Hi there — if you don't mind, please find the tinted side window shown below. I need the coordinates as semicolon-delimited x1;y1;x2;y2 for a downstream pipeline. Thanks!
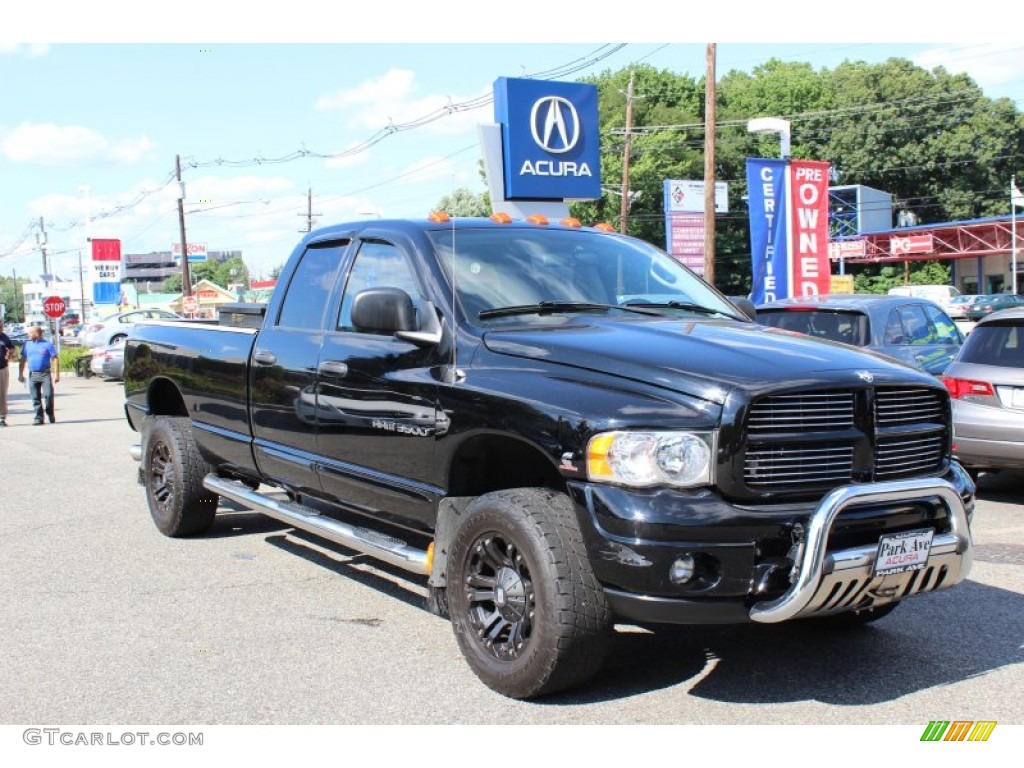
887;305;932;345
276;243;346;329
337;240;421;332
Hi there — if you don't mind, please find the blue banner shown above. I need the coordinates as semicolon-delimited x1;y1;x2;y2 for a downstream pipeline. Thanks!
92;281;121;305
747;158;789;304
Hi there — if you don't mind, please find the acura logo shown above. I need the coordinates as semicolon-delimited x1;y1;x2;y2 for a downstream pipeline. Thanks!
530;96;580;154
857;371;874;383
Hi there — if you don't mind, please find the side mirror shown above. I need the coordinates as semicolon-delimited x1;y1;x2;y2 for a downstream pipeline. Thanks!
351;288;416;334
731;297;757;321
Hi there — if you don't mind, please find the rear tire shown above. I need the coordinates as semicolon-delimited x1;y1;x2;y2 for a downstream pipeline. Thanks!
447;488;611;699
142;416;218;537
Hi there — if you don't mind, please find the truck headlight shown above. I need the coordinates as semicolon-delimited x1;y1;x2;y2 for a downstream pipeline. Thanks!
586;431;715;488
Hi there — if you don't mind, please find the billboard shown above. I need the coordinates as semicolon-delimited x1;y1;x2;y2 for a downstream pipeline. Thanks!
91;238;122;305
747;159;831;304
493;77;601;201
664;180;728;214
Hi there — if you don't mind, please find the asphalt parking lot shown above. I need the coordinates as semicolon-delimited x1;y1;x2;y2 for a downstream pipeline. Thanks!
1;375;1021;728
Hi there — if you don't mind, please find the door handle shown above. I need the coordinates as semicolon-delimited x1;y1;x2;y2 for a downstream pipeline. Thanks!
253;349;277;366
318;360;349;377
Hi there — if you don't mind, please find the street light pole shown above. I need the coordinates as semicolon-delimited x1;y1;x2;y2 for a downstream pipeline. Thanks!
747;117;791;160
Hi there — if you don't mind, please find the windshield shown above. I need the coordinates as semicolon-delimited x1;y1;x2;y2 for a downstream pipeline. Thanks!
428;227;740;324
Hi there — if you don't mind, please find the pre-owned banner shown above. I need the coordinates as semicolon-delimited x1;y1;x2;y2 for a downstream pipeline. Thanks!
747;158;788;304
747;158;831;303
788;159;831;297
91;238;122;305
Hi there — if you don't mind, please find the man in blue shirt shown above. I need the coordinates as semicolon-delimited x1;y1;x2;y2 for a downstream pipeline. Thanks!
17;326;60;425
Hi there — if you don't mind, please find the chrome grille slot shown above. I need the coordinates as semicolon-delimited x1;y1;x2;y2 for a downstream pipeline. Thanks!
747;391;854;434
876;388;944;425
744;444;854;488
876;435;944;479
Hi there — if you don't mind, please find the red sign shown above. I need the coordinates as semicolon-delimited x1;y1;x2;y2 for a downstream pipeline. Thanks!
890;234;934;255
182;295;199;313
788;160;831;297
43;296;66;318
667;213;706;276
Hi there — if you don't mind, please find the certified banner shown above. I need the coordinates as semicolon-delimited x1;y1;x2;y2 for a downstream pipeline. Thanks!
746;158;789;304
91;238;122;305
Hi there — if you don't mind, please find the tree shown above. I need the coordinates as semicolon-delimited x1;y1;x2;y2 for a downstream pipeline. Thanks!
435;187;491;217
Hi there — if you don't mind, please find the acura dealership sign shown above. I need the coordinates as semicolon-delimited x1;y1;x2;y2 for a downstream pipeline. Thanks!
494;77;601;200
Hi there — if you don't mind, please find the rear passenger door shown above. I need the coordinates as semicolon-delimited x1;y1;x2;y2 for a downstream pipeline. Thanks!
250;239;350;494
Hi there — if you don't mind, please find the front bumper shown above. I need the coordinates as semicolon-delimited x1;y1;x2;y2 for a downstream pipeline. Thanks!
569;465;974;625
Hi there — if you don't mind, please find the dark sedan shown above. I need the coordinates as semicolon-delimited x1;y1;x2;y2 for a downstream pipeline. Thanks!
965;293;1024;321
756;293;964;375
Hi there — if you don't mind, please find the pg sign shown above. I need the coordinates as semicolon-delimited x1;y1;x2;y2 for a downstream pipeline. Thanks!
494;77;601;200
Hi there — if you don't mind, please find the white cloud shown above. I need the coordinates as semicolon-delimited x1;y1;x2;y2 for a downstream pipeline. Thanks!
315;68;489;137
912;44;1023;94
1;122;156;166
0;43;49;57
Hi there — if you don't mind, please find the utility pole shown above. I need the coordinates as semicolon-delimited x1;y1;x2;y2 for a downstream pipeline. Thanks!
298;185;321;233
619;71;635;235
703;43;717;285
37;216;50;288
77;250;87;323
176;154;193;297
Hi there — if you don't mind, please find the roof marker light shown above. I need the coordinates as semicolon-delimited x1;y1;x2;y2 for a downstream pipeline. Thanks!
490;212;513;224
428;211;451;223
560;217;582;228
593;222;616;232
526;214;549;226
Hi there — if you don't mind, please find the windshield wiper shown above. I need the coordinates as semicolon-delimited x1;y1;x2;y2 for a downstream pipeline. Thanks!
478;301;665;320
627;300;746;321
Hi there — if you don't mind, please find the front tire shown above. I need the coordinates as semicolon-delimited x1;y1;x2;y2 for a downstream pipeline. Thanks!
447;488;611;699
142;416;218;537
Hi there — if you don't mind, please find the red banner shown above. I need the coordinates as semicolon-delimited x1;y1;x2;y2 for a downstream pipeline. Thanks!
788;160;831;297
91;238;122;261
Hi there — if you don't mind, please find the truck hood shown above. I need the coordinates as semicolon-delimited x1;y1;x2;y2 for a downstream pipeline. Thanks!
482;317;932;404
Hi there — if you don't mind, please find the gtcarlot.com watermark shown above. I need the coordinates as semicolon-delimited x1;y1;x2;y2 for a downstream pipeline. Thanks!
23;728;203;747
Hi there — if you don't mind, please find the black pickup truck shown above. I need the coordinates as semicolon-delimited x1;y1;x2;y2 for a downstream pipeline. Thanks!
124;215;974;698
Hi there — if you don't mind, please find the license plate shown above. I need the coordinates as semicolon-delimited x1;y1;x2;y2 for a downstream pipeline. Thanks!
873;528;934;576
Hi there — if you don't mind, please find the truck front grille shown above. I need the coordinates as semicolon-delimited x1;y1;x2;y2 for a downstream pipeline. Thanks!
742;386;949;494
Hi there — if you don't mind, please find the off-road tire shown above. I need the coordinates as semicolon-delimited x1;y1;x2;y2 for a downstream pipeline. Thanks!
447;488;611;699
142;416;218;537
811;601;900;628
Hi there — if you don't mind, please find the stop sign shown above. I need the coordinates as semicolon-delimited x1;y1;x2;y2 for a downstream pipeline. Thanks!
182;295;199;313
43;295;66;318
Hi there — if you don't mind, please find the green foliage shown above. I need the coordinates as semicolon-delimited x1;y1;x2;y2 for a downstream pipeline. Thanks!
58;345;89;374
161;257;251;294
1;276;26;322
853;261;952;294
435;187;491;217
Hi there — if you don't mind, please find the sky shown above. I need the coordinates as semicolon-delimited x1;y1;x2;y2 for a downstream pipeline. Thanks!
2;1;1022;283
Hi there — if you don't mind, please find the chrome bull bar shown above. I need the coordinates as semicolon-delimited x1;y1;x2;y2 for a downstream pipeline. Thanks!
749;477;973;623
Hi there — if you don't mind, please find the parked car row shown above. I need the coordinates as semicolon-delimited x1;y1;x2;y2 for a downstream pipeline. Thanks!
78;309;183;349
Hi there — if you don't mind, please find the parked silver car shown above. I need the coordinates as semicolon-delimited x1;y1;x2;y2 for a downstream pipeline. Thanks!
943;306;1024;474
79;309;182;349
89;339;126;380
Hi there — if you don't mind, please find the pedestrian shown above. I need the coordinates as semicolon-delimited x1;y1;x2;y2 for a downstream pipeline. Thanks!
18;326;60;425
0;326;15;427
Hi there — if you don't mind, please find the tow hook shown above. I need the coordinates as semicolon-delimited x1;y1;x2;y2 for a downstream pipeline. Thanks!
787;522;806;583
